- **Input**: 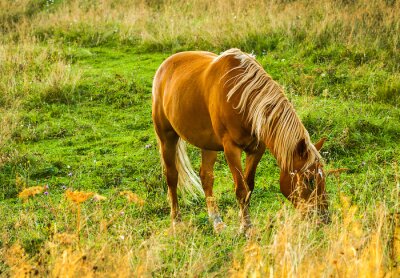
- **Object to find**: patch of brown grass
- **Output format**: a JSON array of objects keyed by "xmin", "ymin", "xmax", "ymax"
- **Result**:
[{"xmin": 3, "ymin": 242, "xmax": 34, "ymax": 277}]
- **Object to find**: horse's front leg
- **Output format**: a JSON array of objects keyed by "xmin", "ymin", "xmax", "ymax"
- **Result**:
[
  {"xmin": 223, "ymin": 138, "xmax": 251, "ymax": 233},
  {"xmin": 200, "ymin": 150, "xmax": 225, "ymax": 232},
  {"xmin": 244, "ymin": 146, "xmax": 266, "ymax": 194}
]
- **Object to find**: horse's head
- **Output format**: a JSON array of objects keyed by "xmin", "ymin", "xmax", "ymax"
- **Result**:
[{"xmin": 280, "ymin": 137, "xmax": 329, "ymax": 223}]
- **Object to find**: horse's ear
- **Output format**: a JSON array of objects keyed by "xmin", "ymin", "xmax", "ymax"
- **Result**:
[
  {"xmin": 314, "ymin": 137, "xmax": 327, "ymax": 151},
  {"xmin": 296, "ymin": 138, "xmax": 308, "ymax": 158}
]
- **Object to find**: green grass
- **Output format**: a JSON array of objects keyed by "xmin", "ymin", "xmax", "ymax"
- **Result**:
[
  {"xmin": 1, "ymin": 50, "xmax": 398, "ymax": 200},
  {"xmin": 1, "ymin": 48, "xmax": 166, "ymax": 197},
  {"xmin": 4, "ymin": 45, "xmax": 398, "ymax": 193},
  {"xmin": 1, "ymin": 43, "xmax": 399, "ymax": 275},
  {"xmin": 1, "ymin": 45, "xmax": 397, "ymax": 213},
  {"xmin": 1, "ymin": 0, "xmax": 399, "ymax": 275}
]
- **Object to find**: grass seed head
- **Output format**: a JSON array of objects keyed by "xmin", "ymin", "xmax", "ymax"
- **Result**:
[
  {"xmin": 93, "ymin": 194, "xmax": 107, "ymax": 201},
  {"xmin": 120, "ymin": 190, "xmax": 145, "ymax": 206},
  {"xmin": 65, "ymin": 190, "xmax": 93, "ymax": 204},
  {"xmin": 18, "ymin": 186, "xmax": 44, "ymax": 200}
]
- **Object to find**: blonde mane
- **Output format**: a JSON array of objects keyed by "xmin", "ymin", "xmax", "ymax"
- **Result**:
[{"xmin": 218, "ymin": 48, "xmax": 320, "ymax": 171}]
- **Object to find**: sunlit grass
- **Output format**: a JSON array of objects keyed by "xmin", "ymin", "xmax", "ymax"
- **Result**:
[
  {"xmin": 0, "ymin": 0, "xmax": 399, "ymax": 276},
  {"xmin": 2, "ymin": 164, "xmax": 399, "ymax": 276},
  {"xmin": 0, "ymin": 40, "xmax": 80, "ymax": 158}
]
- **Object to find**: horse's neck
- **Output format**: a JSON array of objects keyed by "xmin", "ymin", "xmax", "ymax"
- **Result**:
[
  {"xmin": 263, "ymin": 136, "xmax": 279, "ymax": 163},
  {"xmin": 261, "ymin": 123, "xmax": 295, "ymax": 173}
]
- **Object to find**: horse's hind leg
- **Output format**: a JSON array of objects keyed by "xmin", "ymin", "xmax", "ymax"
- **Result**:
[
  {"xmin": 157, "ymin": 130, "xmax": 181, "ymax": 225},
  {"xmin": 200, "ymin": 150, "xmax": 225, "ymax": 232}
]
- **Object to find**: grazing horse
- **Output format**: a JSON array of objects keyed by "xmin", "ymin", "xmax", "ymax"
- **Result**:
[{"xmin": 152, "ymin": 48, "xmax": 328, "ymax": 232}]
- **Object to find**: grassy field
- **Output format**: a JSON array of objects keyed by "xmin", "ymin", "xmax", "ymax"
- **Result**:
[{"xmin": 0, "ymin": 0, "xmax": 399, "ymax": 276}]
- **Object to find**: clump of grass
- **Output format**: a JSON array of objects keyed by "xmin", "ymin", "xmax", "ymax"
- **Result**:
[
  {"xmin": 0, "ymin": 40, "xmax": 78, "ymax": 108},
  {"xmin": 230, "ymin": 198, "xmax": 394, "ymax": 277},
  {"xmin": 229, "ymin": 162, "xmax": 400, "ymax": 277},
  {"xmin": 374, "ymin": 75, "xmax": 400, "ymax": 106},
  {"xmin": 3, "ymin": 242, "xmax": 34, "ymax": 277},
  {"xmin": 0, "ymin": 108, "xmax": 19, "ymax": 154},
  {"xmin": 1, "ymin": 187, "xmax": 140, "ymax": 276},
  {"xmin": 0, "ymin": 40, "xmax": 80, "ymax": 164}
]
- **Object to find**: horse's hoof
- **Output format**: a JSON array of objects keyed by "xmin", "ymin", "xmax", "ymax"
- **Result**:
[
  {"xmin": 239, "ymin": 223, "xmax": 253, "ymax": 236},
  {"xmin": 170, "ymin": 219, "xmax": 186, "ymax": 235},
  {"xmin": 214, "ymin": 221, "xmax": 227, "ymax": 233},
  {"xmin": 172, "ymin": 217, "xmax": 183, "ymax": 229},
  {"xmin": 244, "ymin": 226, "xmax": 257, "ymax": 239},
  {"xmin": 172, "ymin": 220, "xmax": 180, "ymax": 227}
]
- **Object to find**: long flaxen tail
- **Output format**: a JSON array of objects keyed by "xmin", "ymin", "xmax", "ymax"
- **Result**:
[{"xmin": 158, "ymin": 137, "xmax": 204, "ymax": 202}]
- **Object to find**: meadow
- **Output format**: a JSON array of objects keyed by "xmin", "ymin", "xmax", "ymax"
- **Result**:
[{"xmin": 0, "ymin": 0, "xmax": 399, "ymax": 276}]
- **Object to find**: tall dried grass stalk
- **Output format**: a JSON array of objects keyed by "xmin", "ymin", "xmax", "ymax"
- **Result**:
[
  {"xmin": 65, "ymin": 190, "xmax": 93, "ymax": 236},
  {"xmin": 5, "ymin": 0, "xmax": 396, "ymax": 53},
  {"xmin": 231, "ymin": 199, "xmax": 393, "ymax": 277}
]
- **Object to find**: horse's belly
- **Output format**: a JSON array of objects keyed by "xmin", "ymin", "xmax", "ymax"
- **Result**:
[
  {"xmin": 181, "ymin": 128, "xmax": 222, "ymax": 151},
  {"xmin": 164, "ymin": 93, "xmax": 223, "ymax": 151}
]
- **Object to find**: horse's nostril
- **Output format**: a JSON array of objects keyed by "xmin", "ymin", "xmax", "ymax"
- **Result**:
[{"xmin": 321, "ymin": 211, "xmax": 331, "ymax": 224}]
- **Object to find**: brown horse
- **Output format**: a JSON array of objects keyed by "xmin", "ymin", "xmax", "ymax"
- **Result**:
[{"xmin": 152, "ymin": 48, "xmax": 328, "ymax": 232}]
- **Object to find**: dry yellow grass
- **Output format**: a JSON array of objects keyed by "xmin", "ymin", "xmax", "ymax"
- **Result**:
[
  {"xmin": 3, "ymin": 243, "xmax": 34, "ymax": 277},
  {"xmin": 2, "ymin": 0, "xmax": 398, "ymax": 52},
  {"xmin": 18, "ymin": 186, "xmax": 44, "ymax": 200},
  {"xmin": 5, "ymin": 235, "xmax": 134, "ymax": 277},
  {"xmin": 230, "ymin": 202, "xmax": 395, "ymax": 277},
  {"xmin": 228, "ymin": 163, "xmax": 400, "ymax": 277},
  {"xmin": 4, "ymin": 192, "xmax": 398, "ymax": 277},
  {"xmin": 120, "ymin": 190, "xmax": 146, "ymax": 206},
  {"xmin": 65, "ymin": 190, "xmax": 93, "ymax": 204},
  {"xmin": 3, "ymin": 0, "xmax": 394, "ymax": 52}
]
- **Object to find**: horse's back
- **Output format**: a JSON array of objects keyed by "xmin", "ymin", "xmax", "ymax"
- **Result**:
[
  {"xmin": 152, "ymin": 51, "xmax": 225, "ymax": 150},
  {"xmin": 153, "ymin": 51, "xmax": 217, "ymax": 97}
]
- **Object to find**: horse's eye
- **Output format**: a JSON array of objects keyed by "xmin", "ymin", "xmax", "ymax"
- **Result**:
[{"xmin": 309, "ymin": 177, "xmax": 315, "ymax": 190}]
